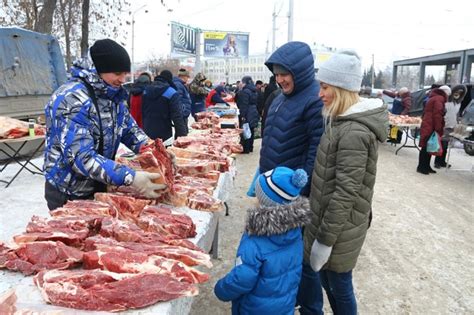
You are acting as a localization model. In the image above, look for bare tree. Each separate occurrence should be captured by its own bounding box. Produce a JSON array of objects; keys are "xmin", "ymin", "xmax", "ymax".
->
[
  {"xmin": 146, "ymin": 55, "xmax": 181, "ymax": 77},
  {"xmin": 34, "ymin": 0, "xmax": 57, "ymax": 33},
  {"xmin": 80, "ymin": 0, "xmax": 90, "ymax": 57},
  {"xmin": 55, "ymin": 0, "xmax": 82, "ymax": 69}
]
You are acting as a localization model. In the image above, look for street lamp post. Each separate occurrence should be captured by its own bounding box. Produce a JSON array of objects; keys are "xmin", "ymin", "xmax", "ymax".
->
[{"xmin": 131, "ymin": 4, "xmax": 147, "ymax": 82}]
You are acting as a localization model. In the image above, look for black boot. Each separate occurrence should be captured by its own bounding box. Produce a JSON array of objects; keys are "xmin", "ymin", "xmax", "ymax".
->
[{"xmin": 417, "ymin": 147, "xmax": 432, "ymax": 175}]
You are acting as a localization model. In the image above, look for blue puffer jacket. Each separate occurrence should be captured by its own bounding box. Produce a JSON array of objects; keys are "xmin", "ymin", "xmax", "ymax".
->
[
  {"xmin": 260, "ymin": 41, "xmax": 324, "ymax": 196},
  {"xmin": 215, "ymin": 198, "xmax": 311, "ymax": 315},
  {"xmin": 172, "ymin": 76, "xmax": 192, "ymax": 118},
  {"xmin": 44, "ymin": 59, "xmax": 148, "ymax": 197},
  {"xmin": 237, "ymin": 83, "xmax": 260, "ymax": 128}
]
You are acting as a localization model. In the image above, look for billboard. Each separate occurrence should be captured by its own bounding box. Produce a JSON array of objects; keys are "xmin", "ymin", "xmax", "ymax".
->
[
  {"xmin": 171, "ymin": 22, "xmax": 196, "ymax": 55},
  {"xmin": 203, "ymin": 31, "xmax": 249, "ymax": 58}
]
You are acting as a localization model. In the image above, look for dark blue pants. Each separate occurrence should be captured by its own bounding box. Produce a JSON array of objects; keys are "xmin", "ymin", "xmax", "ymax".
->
[
  {"xmin": 320, "ymin": 269, "xmax": 357, "ymax": 315},
  {"xmin": 297, "ymin": 263, "xmax": 324, "ymax": 315}
]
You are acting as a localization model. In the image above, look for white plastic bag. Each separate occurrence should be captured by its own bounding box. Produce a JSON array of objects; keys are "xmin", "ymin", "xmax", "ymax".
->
[{"xmin": 242, "ymin": 123, "xmax": 251, "ymax": 140}]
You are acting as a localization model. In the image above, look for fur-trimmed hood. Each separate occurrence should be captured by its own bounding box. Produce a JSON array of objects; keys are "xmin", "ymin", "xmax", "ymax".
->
[{"xmin": 245, "ymin": 197, "xmax": 311, "ymax": 239}]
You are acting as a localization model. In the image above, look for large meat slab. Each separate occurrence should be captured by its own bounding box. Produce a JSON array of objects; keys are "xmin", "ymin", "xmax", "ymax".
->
[{"xmin": 34, "ymin": 269, "xmax": 198, "ymax": 312}]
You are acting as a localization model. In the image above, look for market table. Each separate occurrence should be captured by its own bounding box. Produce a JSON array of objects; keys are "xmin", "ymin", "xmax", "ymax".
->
[
  {"xmin": 0, "ymin": 170, "xmax": 233, "ymax": 314},
  {"xmin": 392, "ymin": 123, "xmax": 421, "ymax": 155},
  {"xmin": 0, "ymin": 135, "xmax": 45, "ymax": 187},
  {"xmin": 446, "ymin": 132, "xmax": 474, "ymax": 172}
]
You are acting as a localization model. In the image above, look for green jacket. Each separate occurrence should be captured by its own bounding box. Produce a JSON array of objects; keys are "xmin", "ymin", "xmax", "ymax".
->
[{"xmin": 303, "ymin": 98, "xmax": 389, "ymax": 272}]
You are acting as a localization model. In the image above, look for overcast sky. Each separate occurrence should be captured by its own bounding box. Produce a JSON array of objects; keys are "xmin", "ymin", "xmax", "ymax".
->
[{"xmin": 126, "ymin": 0, "xmax": 474, "ymax": 70}]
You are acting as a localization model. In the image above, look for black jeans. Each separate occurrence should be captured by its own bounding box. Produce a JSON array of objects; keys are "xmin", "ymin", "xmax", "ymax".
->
[
  {"xmin": 44, "ymin": 181, "xmax": 94, "ymax": 210},
  {"xmin": 241, "ymin": 127, "xmax": 255, "ymax": 153}
]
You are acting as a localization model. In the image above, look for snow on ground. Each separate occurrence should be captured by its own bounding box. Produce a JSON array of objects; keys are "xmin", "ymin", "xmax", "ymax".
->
[{"xmin": 0, "ymin": 138, "xmax": 473, "ymax": 314}]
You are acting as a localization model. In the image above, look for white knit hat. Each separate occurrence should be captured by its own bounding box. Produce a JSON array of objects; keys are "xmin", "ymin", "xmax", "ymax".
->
[
  {"xmin": 439, "ymin": 85, "xmax": 451, "ymax": 96},
  {"xmin": 317, "ymin": 51, "xmax": 362, "ymax": 92}
]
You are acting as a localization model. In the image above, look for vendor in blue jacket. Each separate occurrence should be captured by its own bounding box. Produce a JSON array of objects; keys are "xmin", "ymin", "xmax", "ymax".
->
[
  {"xmin": 251, "ymin": 41, "xmax": 324, "ymax": 197},
  {"xmin": 215, "ymin": 166, "xmax": 311, "ymax": 315},
  {"xmin": 44, "ymin": 39, "xmax": 165, "ymax": 210}
]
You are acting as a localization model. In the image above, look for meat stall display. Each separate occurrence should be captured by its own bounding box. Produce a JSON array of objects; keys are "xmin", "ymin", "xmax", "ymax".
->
[{"xmin": 0, "ymin": 110, "xmax": 239, "ymax": 313}]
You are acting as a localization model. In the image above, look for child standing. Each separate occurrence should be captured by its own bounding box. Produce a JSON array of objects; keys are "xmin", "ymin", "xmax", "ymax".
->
[{"xmin": 214, "ymin": 166, "xmax": 311, "ymax": 314}]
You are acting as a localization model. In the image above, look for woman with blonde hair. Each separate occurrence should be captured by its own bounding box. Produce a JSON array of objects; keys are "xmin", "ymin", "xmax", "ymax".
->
[{"xmin": 297, "ymin": 51, "xmax": 389, "ymax": 315}]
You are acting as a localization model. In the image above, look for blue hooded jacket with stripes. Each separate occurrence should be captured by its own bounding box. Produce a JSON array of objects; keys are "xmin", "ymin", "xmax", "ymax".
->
[{"xmin": 44, "ymin": 58, "xmax": 148, "ymax": 197}]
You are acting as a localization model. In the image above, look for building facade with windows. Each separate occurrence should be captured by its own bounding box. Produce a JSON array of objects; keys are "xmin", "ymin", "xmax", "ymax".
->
[{"xmin": 201, "ymin": 49, "xmax": 334, "ymax": 85}]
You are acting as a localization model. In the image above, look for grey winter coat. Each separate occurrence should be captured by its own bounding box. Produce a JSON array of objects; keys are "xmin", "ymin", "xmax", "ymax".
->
[{"xmin": 303, "ymin": 98, "xmax": 389, "ymax": 273}]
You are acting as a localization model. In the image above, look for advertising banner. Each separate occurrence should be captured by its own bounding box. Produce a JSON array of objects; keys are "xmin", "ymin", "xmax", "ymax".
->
[
  {"xmin": 203, "ymin": 31, "xmax": 249, "ymax": 58},
  {"xmin": 171, "ymin": 22, "xmax": 196, "ymax": 55}
]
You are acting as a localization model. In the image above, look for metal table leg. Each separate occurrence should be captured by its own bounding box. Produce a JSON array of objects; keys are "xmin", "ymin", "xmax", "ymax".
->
[
  {"xmin": 210, "ymin": 220, "xmax": 219, "ymax": 259},
  {"xmin": 0, "ymin": 139, "xmax": 44, "ymax": 187}
]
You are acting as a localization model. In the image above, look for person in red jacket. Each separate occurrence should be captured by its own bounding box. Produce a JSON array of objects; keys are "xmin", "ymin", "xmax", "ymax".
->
[
  {"xmin": 129, "ymin": 72, "xmax": 152, "ymax": 128},
  {"xmin": 417, "ymin": 85, "xmax": 451, "ymax": 175},
  {"xmin": 205, "ymin": 85, "xmax": 228, "ymax": 107}
]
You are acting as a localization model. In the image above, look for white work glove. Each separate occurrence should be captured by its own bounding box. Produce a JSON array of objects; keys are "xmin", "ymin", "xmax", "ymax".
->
[
  {"xmin": 310, "ymin": 240, "xmax": 333, "ymax": 272},
  {"xmin": 130, "ymin": 171, "xmax": 167, "ymax": 199}
]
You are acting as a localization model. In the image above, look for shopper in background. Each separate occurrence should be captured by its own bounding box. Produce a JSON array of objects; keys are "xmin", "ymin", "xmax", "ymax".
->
[
  {"xmin": 142, "ymin": 69, "xmax": 187, "ymax": 142},
  {"xmin": 129, "ymin": 72, "xmax": 151, "ymax": 128},
  {"xmin": 434, "ymin": 84, "xmax": 467, "ymax": 168},
  {"xmin": 417, "ymin": 85, "xmax": 451, "ymax": 175},
  {"xmin": 204, "ymin": 79, "xmax": 213, "ymax": 91},
  {"xmin": 189, "ymin": 72, "xmax": 208, "ymax": 118},
  {"xmin": 236, "ymin": 75, "xmax": 260, "ymax": 153},
  {"xmin": 44, "ymin": 39, "xmax": 165, "ymax": 210},
  {"xmin": 215, "ymin": 166, "xmax": 311, "ymax": 315},
  {"xmin": 383, "ymin": 87, "xmax": 411, "ymax": 115},
  {"xmin": 300, "ymin": 51, "xmax": 388, "ymax": 315},
  {"xmin": 261, "ymin": 76, "xmax": 279, "ymax": 132},
  {"xmin": 205, "ymin": 85, "xmax": 229, "ymax": 107},
  {"xmin": 255, "ymin": 80, "xmax": 265, "ymax": 116},
  {"xmin": 250, "ymin": 41, "xmax": 324, "ymax": 197},
  {"xmin": 173, "ymin": 68, "xmax": 192, "ymax": 134}
]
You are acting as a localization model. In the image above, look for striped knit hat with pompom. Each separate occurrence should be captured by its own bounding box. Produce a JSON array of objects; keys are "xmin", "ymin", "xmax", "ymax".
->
[{"xmin": 255, "ymin": 167, "xmax": 308, "ymax": 207}]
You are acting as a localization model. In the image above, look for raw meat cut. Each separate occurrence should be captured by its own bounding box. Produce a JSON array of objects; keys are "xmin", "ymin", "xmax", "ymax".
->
[
  {"xmin": 83, "ymin": 248, "xmax": 208, "ymax": 284},
  {"xmin": 138, "ymin": 138, "xmax": 175, "ymax": 191},
  {"xmin": 34, "ymin": 269, "xmax": 198, "ymax": 312},
  {"xmin": 168, "ymin": 146, "xmax": 230, "ymax": 169},
  {"xmin": 84, "ymin": 236, "xmax": 212, "ymax": 268},
  {"xmin": 1, "ymin": 241, "xmax": 83, "ymax": 275},
  {"xmin": 137, "ymin": 204, "xmax": 196, "ymax": 239},
  {"xmin": 99, "ymin": 217, "xmax": 203, "ymax": 252},
  {"xmin": 50, "ymin": 200, "xmax": 115, "ymax": 217},
  {"xmin": 94, "ymin": 193, "xmax": 151, "ymax": 223},
  {"xmin": 175, "ymin": 157, "xmax": 221, "ymax": 176},
  {"xmin": 0, "ymin": 289, "xmax": 16, "ymax": 314},
  {"xmin": 0, "ymin": 116, "xmax": 46, "ymax": 139},
  {"xmin": 187, "ymin": 191, "xmax": 223, "ymax": 212},
  {"xmin": 14, "ymin": 215, "xmax": 103, "ymax": 247}
]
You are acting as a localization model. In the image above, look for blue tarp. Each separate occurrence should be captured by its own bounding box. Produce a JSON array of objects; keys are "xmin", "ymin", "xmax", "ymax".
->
[{"xmin": 0, "ymin": 27, "xmax": 66, "ymax": 97}]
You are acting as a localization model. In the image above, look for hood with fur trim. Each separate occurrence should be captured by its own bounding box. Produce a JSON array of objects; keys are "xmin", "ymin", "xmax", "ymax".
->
[{"xmin": 245, "ymin": 197, "xmax": 311, "ymax": 237}]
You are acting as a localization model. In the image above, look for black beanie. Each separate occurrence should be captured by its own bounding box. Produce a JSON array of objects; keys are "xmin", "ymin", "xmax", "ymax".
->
[
  {"xmin": 90, "ymin": 39, "xmax": 131, "ymax": 73},
  {"xmin": 159, "ymin": 70, "xmax": 173, "ymax": 84}
]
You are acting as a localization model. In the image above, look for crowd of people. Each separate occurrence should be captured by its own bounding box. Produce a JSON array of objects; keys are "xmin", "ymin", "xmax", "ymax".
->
[{"xmin": 44, "ymin": 36, "xmax": 426, "ymax": 315}]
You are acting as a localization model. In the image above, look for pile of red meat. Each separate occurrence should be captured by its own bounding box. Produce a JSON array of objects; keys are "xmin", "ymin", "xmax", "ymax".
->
[
  {"xmin": 0, "ymin": 195, "xmax": 212, "ymax": 312},
  {"xmin": 116, "ymin": 138, "xmax": 224, "ymax": 212},
  {"xmin": 0, "ymin": 116, "xmax": 45, "ymax": 139},
  {"xmin": 388, "ymin": 113, "xmax": 422, "ymax": 125}
]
